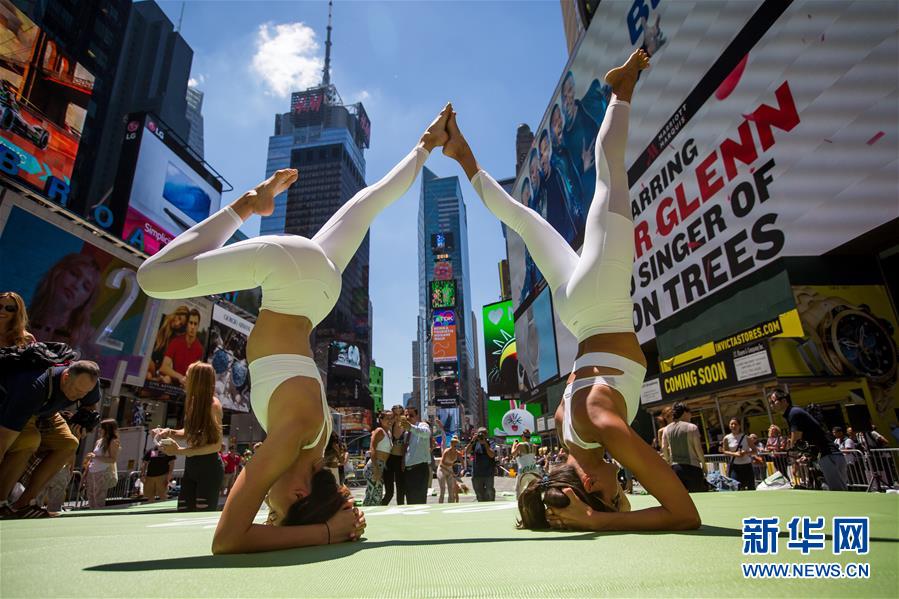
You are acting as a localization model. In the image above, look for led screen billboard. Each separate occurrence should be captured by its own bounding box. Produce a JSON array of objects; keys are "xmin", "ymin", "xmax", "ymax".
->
[
  {"xmin": 482, "ymin": 300, "xmax": 518, "ymax": 397},
  {"xmin": 206, "ymin": 304, "xmax": 253, "ymax": 413},
  {"xmin": 434, "ymin": 261, "xmax": 453, "ymax": 281},
  {"xmin": 0, "ymin": 0, "xmax": 94, "ymax": 205},
  {"xmin": 119, "ymin": 115, "xmax": 221, "ymax": 253},
  {"xmin": 432, "ymin": 324, "xmax": 458, "ymax": 364},
  {"xmin": 432, "ymin": 309, "xmax": 455, "ymax": 327},
  {"xmin": 330, "ymin": 340, "xmax": 362, "ymax": 371},
  {"xmin": 487, "ymin": 399, "xmax": 540, "ymax": 438},
  {"xmin": 514, "ymin": 287, "xmax": 558, "ymax": 391},
  {"xmin": 511, "ymin": 0, "xmax": 899, "ymax": 344},
  {"xmin": 430, "ymin": 280, "xmax": 457, "ymax": 309},
  {"xmin": 431, "ymin": 232, "xmax": 454, "ymax": 252},
  {"xmin": 0, "ymin": 197, "xmax": 151, "ymax": 382}
]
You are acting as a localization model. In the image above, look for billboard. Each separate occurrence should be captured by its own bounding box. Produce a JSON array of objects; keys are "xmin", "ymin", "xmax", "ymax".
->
[
  {"xmin": 206, "ymin": 304, "xmax": 253, "ymax": 413},
  {"xmin": 482, "ymin": 300, "xmax": 518, "ymax": 397},
  {"xmin": 117, "ymin": 115, "xmax": 221, "ymax": 253},
  {"xmin": 431, "ymin": 232, "xmax": 454, "ymax": 252},
  {"xmin": 0, "ymin": 198, "xmax": 151, "ymax": 381},
  {"xmin": 510, "ymin": 0, "xmax": 899, "ymax": 344},
  {"xmin": 434, "ymin": 261, "xmax": 453, "ymax": 280},
  {"xmin": 330, "ymin": 340, "xmax": 362, "ymax": 372},
  {"xmin": 432, "ymin": 324, "xmax": 458, "ymax": 364},
  {"xmin": 487, "ymin": 399, "xmax": 540, "ymax": 438},
  {"xmin": 292, "ymin": 88, "xmax": 325, "ymax": 121},
  {"xmin": 0, "ymin": 0, "xmax": 94, "ymax": 205},
  {"xmin": 514, "ymin": 287, "xmax": 558, "ymax": 391},
  {"xmin": 334, "ymin": 406, "xmax": 372, "ymax": 432},
  {"xmin": 432, "ymin": 309, "xmax": 455, "ymax": 327},
  {"xmin": 436, "ymin": 407, "xmax": 460, "ymax": 442},
  {"xmin": 140, "ymin": 298, "xmax": 213, "ymax": 398},
  {"xmin": 430, "ymin": 279, "xmax": 456, "ymax": 309}
]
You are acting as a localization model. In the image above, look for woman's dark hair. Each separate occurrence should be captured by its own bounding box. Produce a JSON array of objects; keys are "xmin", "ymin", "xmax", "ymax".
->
[
  {"xmin": 98, "ymin": 418, "xmax": 118, "ymax": 452},
  {"xmin": 672, "ymin": 402, "xmax": 689, "ymax": 420},
  {"xmin": 280, "ymin": 468, "xmax": 352, "ymax": 527},
  {"xmin": 516, "ymin": 464, "xmax": 615, "ymax": 530}
]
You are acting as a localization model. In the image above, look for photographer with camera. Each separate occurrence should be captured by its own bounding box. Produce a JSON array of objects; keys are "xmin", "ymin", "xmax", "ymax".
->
[
  {"xmin": 767, "ymin": 389, "xmax": 847, "ymax": 491},
  {"xmin": 0, "ymin": 360, "xmax": 101, "ymax": 517},
  {"xmin": 466, "ymin": 427, "xmax": 496, "ymax": 501}
]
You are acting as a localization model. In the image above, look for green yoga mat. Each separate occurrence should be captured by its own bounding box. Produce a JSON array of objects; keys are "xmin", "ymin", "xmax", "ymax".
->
[{"xmin": 1, "ymin": 492, "xmax": 896, "ymax": 597}]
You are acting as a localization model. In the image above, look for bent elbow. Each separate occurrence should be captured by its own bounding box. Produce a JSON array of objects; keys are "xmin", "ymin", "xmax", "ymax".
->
[{"xmin": 211, "ymin": 534, "xmax": 238, "ymax": 555}]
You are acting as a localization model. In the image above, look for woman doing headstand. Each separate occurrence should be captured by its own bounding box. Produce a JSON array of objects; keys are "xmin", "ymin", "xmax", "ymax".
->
[
  {"xmin": 444, "ymin": 51, "xmax": 700, "ymax": 532},
  {"xmin": 137, "ymin": 105, "xmax": 452, "ymax": 552}
]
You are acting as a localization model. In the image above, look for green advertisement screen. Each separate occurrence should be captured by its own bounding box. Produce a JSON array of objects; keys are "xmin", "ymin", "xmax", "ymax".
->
[
  {"xmin": 482, "ymin": 300, "xmax": 517, "ymax": 396},
  {"xmin": 487, "ymin": 399, "xmax": 540, "ymax": 438}
]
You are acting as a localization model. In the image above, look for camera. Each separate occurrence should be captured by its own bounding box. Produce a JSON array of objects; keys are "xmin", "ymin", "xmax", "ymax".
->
[{"xmin": 62, "ymin": 408, "xmax": 101, "ymax": 432}]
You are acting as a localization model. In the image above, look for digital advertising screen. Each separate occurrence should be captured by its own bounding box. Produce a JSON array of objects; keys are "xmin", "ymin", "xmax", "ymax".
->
[
  {"xmin": 482, "ymin": 300, "xmax": 518, "ymax": 397},
  {"xmin": 0, "ymin": 0, "xmax": 94, "ymax": 205},
  {"xmin": 513, "ymin": 286, "xmax": 558, "ymax": 392},
  {"xmin": 120, "ymin": 115, "xmax": 221, "ymax": 253},
  {"xmin": 205, "ymin": 304, "xmax": 253, "ymax": 413},
  {"xmin": 433, "ymin": 375, "xmax": 459, "ymax": 400},
  {"xmin": 487, "ymin": 399, "xmax": 540, "ymax": 438},
  {"xmin": 433, "ymin": 261, "xmax": 453, "ymax": 281},
  {"xmin": 436, "ymin": 407, "xmax": 460, "ymax": 442},
  {"xmin": 330, "ymin": 340, "xmax": 362, "ymax": 372},
  {"xmin": 512, "ymin": 0, "xmax": 899, "ymax": 344},
  {"xmin": 334, "ymin": 407, "xmax": 372, "ymax": 432},
  {"xmin": 291, "ymin": 88, "xmax": 325, "ymax": 124},
  {"xmin": 431, "ymin": 232, "xmax": 454, "ymax": 252},
  {"xmin": 0, "ymin": 197, "xmax": 150, "ymax": 382},
  {"xmin": 432, "ymin": 324, "xmax": 458, "ymax": 364},
  {"xmin": 432, "ymin": 309, "xmax": 455, "ymax": 327},
  {"xmin": 430, "ymin": 279, "xmax": 457, "ymax": 309}
]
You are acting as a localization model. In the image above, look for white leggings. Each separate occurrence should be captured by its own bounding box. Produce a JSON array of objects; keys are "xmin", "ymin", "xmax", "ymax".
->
[
  {"xmin": 137, "ymin": 146, "xmax": 429, "ymax": 324},
  {"xmin": 471, "ymin": 100, "xmax": 634, "ymax": 341}
]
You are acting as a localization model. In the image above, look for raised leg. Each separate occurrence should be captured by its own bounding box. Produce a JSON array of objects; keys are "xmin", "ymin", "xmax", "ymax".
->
[{"xmin": 447, "ymin": 112, "xmax": 578, "ymax": 293}]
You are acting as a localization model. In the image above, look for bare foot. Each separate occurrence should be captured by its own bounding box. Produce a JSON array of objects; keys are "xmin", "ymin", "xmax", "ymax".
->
[
  {"xmin": 442, "ymin": 112, "xmax": 471, "ymax": 162},
  {"xmin": 246, "ymin": 169, "xmax": 298, "ymax": 216},
  {"xmin": 604, "ymin": 49, "xmax": 650, "ymax": 101},
  {"xmin": 420, "ymin": 103, "xmax": 453, "ymax": 151}
]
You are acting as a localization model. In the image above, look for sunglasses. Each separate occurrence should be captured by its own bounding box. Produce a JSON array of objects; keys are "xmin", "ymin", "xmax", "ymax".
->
[{"xmin": 2, "ymin": 304, "xmax": 18, "ymax": 313}]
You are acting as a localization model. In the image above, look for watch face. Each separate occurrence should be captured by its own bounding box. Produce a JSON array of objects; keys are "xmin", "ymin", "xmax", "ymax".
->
[{"xmin": 831, "ymin": 310, "xmax": 897, "ymax": 382}]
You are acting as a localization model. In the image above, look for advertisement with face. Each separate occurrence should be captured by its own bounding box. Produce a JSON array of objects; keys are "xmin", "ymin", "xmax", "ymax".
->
[
  {"xmin": 0, "ymin": 198, "xmax": 150, "ymax": 380},
  {"xmin": 512, "ymin": 0, "xmax": 899, "ymax": 344},
  {"xmin": 487, "ymin": 399, "xmax": 540, "ymax": 438},
  {"xmin": 141, "ymin": 298, "xmax": 212, "ymax": 398},
  {"xmin": 118, "ymin": 115, "xmax": 222, "ymax": 253},
  {"xmin": 513, "ymin": 287, "xmax": 558, "ymax": 392},
  {"xmin": 206, "ymin": 304, "xmax": 253, "ymax": 413},
  {"xmin": 0, "ymin": 0, "xmax": 94, "ymax": 205},
  {"xmin": 482, "ymin": 300, "xmax": 518, "ymax": 397}
]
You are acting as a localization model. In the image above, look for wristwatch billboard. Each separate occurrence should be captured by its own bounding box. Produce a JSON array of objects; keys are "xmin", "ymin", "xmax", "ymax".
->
[{"xmin": 794, "ymin": 287, "xmax": 897, "ymax": 414}]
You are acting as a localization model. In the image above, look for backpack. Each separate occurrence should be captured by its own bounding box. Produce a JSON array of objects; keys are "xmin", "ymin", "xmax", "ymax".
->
[{"xmin": 0, "ymin": 342, "xmax": 80, "ymax": 377}]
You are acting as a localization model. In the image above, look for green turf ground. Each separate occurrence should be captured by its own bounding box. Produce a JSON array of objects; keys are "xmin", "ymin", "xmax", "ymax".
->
[{"xmin": 1, "ymin": 492, "xmax": 897, "ymax": 598}]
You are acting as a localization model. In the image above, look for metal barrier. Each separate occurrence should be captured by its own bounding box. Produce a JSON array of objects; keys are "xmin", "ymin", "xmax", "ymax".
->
[{"xmin": 700, "ymin": 449, "xmax": 899, "ymax": 492}]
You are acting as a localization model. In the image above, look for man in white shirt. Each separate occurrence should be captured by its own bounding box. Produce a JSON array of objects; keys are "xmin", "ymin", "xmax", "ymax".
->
[{"xmin": 399, "ymin": 406, "xmax": 432, "ymax": 504}]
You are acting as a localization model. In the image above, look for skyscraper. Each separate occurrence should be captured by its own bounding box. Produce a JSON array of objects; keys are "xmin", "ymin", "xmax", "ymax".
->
[
  {"xmin": 417, "ymin": 167, "xmax": 476, "ymax": 436},
  {"xmin": 83, "ymin": 0, "xmax": 195, "ymax": 211},
  {"xmin": 260, "ymin": 3, "xmax": 374, "ymax": 428},
  {"xmin": 185, "ymin": 85, "xmax": 205, "ymax": 159}
]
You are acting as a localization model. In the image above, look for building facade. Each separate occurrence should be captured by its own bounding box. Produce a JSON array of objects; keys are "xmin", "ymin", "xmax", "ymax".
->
[
  {"xmin": 184, "ymin": 85, "xmax": 204, "ymax": 159},
  {"xmin": 417, "ymin": 167, "xmax": 477, "ymax": 436}
]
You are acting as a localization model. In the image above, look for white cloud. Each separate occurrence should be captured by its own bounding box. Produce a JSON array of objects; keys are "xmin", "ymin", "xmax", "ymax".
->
[
  {"xmin": 251, "ymin": 22, "xmax": 323, "ymax": 97},
  {"xmin": 187, "ymin": 74, "xmax": 206, "ymax": 88},
  {"xmin": 350, "ymin": 90, "xmax": 371, "ymax": 103}
]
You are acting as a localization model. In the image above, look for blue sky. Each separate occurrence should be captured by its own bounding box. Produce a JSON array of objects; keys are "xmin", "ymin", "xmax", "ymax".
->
[{"xmin": 157, "ymin": 0, "xmax": 569, "ymax": 405}]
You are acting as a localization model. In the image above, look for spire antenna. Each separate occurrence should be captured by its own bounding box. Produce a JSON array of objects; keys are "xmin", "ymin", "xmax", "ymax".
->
[{"xmin": 322, "ymin": 0, "xmax": 333, "ymax": 86}]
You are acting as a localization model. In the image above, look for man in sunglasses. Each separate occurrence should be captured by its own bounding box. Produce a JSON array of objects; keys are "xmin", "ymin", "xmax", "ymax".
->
[{"xmin": 767, "ymin": 389, "xmax": 848, "ymax": 491}]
